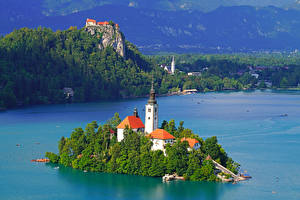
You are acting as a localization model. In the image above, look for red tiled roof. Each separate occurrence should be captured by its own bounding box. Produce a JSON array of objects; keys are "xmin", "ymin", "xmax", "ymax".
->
[
  {"xmin": 117, "ymin": 116, "xmax": 145, "ymax": 129},
  {"xmin": 147, "ymin": 129, "xmax": 175, "ymax": 140},
  {"xmin": 110, "ymin": 129, "xmax": 115, "ymax": 134},
  {"xmin": 86, "ymin": 18, "xmax": 96, "ymax": 23},
  {"xmin": 97, "ymin": 21, "xmax": 109, "ymax": 25},
  {"xmin": 181, "ymin": 137, "xmax": 199, "ymax": 148},
  {"xmin": 206, "ymin": 155, "xmax": 212, "ymax": 160}
]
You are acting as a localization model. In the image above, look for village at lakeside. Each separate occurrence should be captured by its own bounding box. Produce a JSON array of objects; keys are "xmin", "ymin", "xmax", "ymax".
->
[{"xmin": 46, "ymin": 79, "xmax": 246, "ymax": 183}]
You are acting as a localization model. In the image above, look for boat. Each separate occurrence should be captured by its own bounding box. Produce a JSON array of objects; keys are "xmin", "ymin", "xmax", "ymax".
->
[
  {"xmin": 241, "ymin": 173, "xmax": 252, "ymax": 179},
  {"xmin": 31, "ymin": 158, "xmax": 50, "ymax": 163}
]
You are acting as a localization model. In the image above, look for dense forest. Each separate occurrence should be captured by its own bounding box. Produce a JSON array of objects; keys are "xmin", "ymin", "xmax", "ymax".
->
[
  {"xmin": 0, "ymin": 27, "xmax": 245, "ymax": 110},
  {"xmin": 1, "ymin": 26, "xmax": 300, "ymax": 110},
  {"xmin": 46, "ymin": 115, "xmax": 239, "ymax": 181}
]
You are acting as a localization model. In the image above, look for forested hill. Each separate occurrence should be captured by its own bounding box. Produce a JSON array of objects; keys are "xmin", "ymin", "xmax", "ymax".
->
[{"xmin": 0, "ymin": 26, "xmax": 157, "ymax": 109}]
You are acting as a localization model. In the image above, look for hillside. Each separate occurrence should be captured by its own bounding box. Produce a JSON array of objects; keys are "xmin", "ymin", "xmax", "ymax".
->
[
  {"xmin": 0, "ymin": 26, "xmax": 155, "ymax": 109},
  {"xmin": 0, "ymin": 25, "xmax": 255, "ymax": 110},
  {"xmin": 1, "ymin": 5, "xmax": 300, "ymax": 53}
]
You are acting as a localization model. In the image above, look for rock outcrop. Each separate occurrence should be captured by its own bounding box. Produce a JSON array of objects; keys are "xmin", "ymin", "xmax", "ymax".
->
[{"xmin": 85, "ymin": 23, "xmax": 125, "ymax": 57}]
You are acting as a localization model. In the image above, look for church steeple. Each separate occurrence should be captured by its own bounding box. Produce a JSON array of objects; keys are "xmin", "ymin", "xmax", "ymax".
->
[
  {"xmin": 171, "ymin": 55, "xmax": 175, "ymax": 74},
  {"xmin": 145, "ymin": 79, "xmax": 158, "ymax": 134},
  {"xmin": 148, "ymin": 80, "xmax": 157, "ymax": 104}
]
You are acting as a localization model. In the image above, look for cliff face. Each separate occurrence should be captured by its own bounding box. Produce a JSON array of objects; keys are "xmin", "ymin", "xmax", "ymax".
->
[{"xmin": 85, "ymin": 24, "xmax": 125, "ymax": 57}]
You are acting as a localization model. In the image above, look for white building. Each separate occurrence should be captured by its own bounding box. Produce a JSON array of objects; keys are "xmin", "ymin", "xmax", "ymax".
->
[
  {"xmin": 86, "ymin": 18, "xmax": 96, "ymax": 26},
  {"xmin": 144, "ymin": 81, "xmax": 158, "ymax": 134},
  {"xmin": 187, "ymin": 72, "xmax": 201, "ymax": 76},
  {"xmin": 117, "ymin": 108, "xmax": 144, "ymax": 142},
  {"xmin": 181, "ymin": 137, "xmax": 200, "ymax": 151},
  {"xmin": 171, "ymin": 56, "xmax": 175, "ymax": 74},
  {"xmin": 147, "ymin": 129, "xmax": 175, "ymax": 152}
]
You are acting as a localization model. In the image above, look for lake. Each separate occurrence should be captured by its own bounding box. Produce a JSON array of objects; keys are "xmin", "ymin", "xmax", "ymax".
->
[{"xmin": 0, "ymin": 90, "xmax": 300, "ymax": 200}]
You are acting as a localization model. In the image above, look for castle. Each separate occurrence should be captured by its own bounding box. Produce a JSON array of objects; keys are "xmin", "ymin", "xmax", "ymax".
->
[
  {"xmin": 85, "ymin": 18, "xmax": 125, "ymax": 57},
  {"xmin": 85, "ymin": 18, "xmax": 119, "ymax": 28}
]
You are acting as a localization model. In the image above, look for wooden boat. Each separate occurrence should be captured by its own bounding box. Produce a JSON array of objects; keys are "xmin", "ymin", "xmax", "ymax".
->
[{"xmin": 31, "ymin": 158, "xmax": 50, "ymax": 163}]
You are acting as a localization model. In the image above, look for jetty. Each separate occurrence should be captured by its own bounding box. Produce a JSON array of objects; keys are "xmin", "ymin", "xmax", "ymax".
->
[
  {"xmin": 206, "ymin": 155, "xmax": 251, "ymax": 183},
  {"xmin": 161, "ymin": 156, "xmax": 251, "ymax": 183}
]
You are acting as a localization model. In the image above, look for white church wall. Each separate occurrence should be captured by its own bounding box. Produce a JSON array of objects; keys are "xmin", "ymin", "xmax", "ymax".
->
[{"xmin": 117, "ymin": 128, "xmax": 124, "ymax": 142}]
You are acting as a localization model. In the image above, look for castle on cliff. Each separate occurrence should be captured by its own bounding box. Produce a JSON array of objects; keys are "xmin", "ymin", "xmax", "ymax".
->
[
  {"xmin": 85, "ymin": 18, "xmax": 125, "ymax": 57},
  {"xmin": 86, "ymin": 18, "xmax": 119, "ymax": 28}
]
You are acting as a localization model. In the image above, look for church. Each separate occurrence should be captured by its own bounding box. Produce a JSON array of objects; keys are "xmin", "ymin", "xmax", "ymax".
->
[{"xmin": 117, "ymin": 81, "xmax": 175, "ymax": 151}]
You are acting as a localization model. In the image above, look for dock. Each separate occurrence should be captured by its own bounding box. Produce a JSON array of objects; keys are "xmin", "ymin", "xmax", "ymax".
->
[{"xmin": 206, "ymin": 155, "xmax": 251, "ymax": 183}]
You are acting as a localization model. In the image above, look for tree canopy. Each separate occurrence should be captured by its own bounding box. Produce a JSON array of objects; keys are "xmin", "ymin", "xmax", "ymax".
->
[{"xmin": 46, "ymin": 114, "xmax": 239, "ymax": 182}]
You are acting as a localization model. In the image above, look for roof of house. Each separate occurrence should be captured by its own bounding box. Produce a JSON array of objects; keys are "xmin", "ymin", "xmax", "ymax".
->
[
  {"xmin": 181, "ymin": 137, "xmax": 199, "ymax": 148},
  {"xmin": 86, "ymin": 18, "xmax": 96, "ymax": 23},
  {"xmin": 147, "ymin": 129, "xmax": 175, "ymax": 140},
  {"xmin": 205, "ymin": 155, "xmax": 212, "ymax": 160},
  {"xmin": 110, "ymin": 129, "xmax": 115, "ymax": 134},
  {"xmin": 97, "ymin": 21, "xmax": 109, "ymax": 25},
  {"xmin": 117, "ymin": 116, "xmax": 145, "ymax": 129}
]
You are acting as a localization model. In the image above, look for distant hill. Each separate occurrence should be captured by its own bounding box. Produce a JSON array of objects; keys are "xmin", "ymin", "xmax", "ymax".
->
[
  {"xmin": 41, "ymin": 0, "xmax": 297, "ymax": 14},
  {"xmin": 1, "ymin": 2, "xmax": 300, "ymax": 53}
]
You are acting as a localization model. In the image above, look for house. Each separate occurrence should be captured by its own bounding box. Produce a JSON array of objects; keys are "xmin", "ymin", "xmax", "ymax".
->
[
  {"xmin": 86, "ymin": 18, "xmax": 96, "ymax": 26},
  {"xmin": 109, "ymin": 129, "xmax": 115, "ymax": 139},
  {"xmin": 181, "ymin": 137, "xmax": 200, "ymax": 151},
  {"xmin": 63, "ymin": 87, "xmax": 74, "ymax": 98},
  {"xmin": 147, "ymin": 129, "xmax": 175, "ymax": 152},
  {"xmin": 117, "ymin": 108, "xmax": 144, "ymax": 142},
  {"xmin": 187, "ymin": 72, "xmax": 201, "ymax": 76}
]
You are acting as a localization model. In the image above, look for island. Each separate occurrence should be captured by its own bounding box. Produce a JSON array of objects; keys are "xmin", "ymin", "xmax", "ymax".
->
[{"xmin": 46, "ymin": 81, "xmax": 242, "ymax": 182}]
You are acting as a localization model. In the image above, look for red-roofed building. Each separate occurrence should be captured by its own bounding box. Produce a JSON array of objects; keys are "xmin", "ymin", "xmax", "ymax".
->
[
  {"xmin": 181, "ymin": 137, "xmax": 200, "ymax": 151},
  {"xmin": 97, "ymin": 21, "xmax": 109, "ymax": 25},
  {"xmin": 117, "ymin": 108, "xmax": 144, "ymax": 142},
  {"xmin": 147, "ymin": 129, "xmax": 175, "ymax": 152},
  {"xmin": 86, "ymin": 18, "xmax": 96, "ymax": 26}
]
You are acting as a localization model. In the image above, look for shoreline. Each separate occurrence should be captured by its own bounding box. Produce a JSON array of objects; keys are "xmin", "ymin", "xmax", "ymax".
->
[{"xmin": 2, "ymin": 87, "xmax": 300, "ymax": 112}]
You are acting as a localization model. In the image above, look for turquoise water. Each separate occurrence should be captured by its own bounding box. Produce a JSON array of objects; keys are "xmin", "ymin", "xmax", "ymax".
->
[{"xmin": 1, "ymin": 90, "xmax": 300, "ymax": 200}]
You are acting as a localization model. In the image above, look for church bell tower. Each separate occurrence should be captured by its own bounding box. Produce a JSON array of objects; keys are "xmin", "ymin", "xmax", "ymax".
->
[
  {"xmin": 145, "ymin": 81, "xmax": 158, "ymax": 133},
  {"xmin": 171, "ymin": 55, "xmax": 175, "ymax": 74}
]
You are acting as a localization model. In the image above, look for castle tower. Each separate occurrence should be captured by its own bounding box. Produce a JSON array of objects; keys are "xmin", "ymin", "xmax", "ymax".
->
[
  {"xmin": 145, "ymin": 81, "xmax": 158, "ymax": 134},
  {"xmin": 171, "ymin": 56, "xmax": 175, "ymax": 74}
]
